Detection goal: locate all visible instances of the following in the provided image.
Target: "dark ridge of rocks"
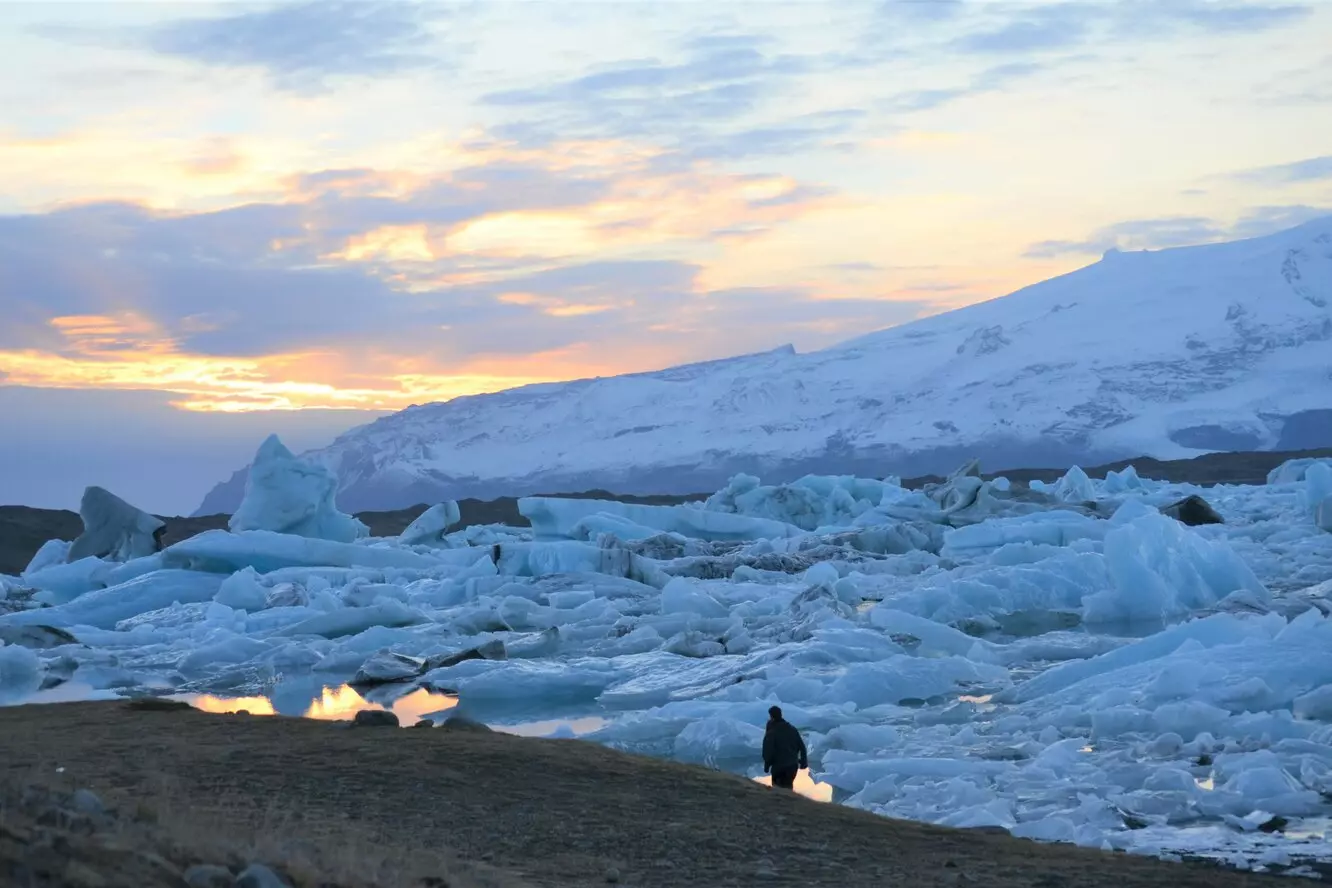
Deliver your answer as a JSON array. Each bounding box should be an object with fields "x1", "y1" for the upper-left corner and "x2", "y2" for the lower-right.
[{"x1": 5, "y1": 448, "x2": 1331, "y2": 577}]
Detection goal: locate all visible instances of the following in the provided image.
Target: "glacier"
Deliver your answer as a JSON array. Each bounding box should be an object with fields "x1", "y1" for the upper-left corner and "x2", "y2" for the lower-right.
[
  {"x1": 7, "y1": 455, "x2": 1332, "y2": 873},
  {"x1": 196, "y1": 217, "x2": 1332, "y2": 515}
]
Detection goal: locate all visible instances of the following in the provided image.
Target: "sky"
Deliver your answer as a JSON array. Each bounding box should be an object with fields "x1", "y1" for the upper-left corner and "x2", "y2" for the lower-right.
[{"x1": 1, "y1": 0, "x2": 1330, "y2": 515}]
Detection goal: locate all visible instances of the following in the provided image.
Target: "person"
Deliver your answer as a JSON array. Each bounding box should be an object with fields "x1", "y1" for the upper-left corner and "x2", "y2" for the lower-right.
[{"x1": 762, "y1": 705, "x2": 808, "y2": 790}]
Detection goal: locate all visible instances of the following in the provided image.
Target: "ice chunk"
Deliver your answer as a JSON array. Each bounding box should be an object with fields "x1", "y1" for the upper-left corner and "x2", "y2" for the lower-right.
[
  {"x1": 0, "y1": 643, "x2": 43, "y2": 701},
  {"x1": 1007, "y1": 613, "x2": 1267, "y2": 704},
  {"x1": 228, "y1": 435, "x2": 368, "y2": 542},
  {"x1": 163, "y1": 529, "x2": 481, "y2": 574},
  {"x1": 830, "y1": 655, "x2": 1006, "y2": 708},
  {"x1": 1294, "y1": 685, "x2": 1332, "y2": 721},
  {"x1": 399, "y1": 502, "x2": 461, "y2": 546},
  {"x1": 520, "y1": 497, "x2": 803, "y2": 543},
  {"x1": 1083, "y1": 513, "x2": 1267, "y2": 624},
  {"x1": 494, "y1": 541, "x2": 667, "y2": 588},
  {"x1": 1053, "y1": 466, "x2": 1096, "y2": 503},
  {"x1": 215, "y1": 567, "x2": 269, "y2": 612},
  {"x1": 274, "y1": 600, "x2": 422, "y2": 638},
  {"x1": 0, "y1": 570, "x2": 225, "y2": 629},
  {"x1": 66, "y1": 486, "x2": 165, "y2": 564},
  {"x1": 942, "y1": 512, "x2": 1107, "y2": 556},
  {"x1": 24, "y1": 539, "x2": 70, "y2": 575},
  {"x1": 867, "y1": 608, "x2": 998, "y2": 662},
  {"x1": 673, "y1": 717, "x2": 763, "y2": 766},
  {"x1": 660, "y1": 578, "x2": 728, "y2": 618},
  {"x1": 425, "y1": 658, "x2": 617, "y2": 709},
  {"x1": 1268, "y1": 457, "x2": 1332, "y2": 486},
  {"x1": 704, "y1": 474, "x2": 892, "y2": 531},
  {"x1": 1103, "y1": 466, "x2": 1144, "y2": 494},
  {"x1": 1308, "y1": 463, "x2": 1332, "y2": 531},
  {"x1": 24, "y1": 557, "x2": 111, "y2": 605}
]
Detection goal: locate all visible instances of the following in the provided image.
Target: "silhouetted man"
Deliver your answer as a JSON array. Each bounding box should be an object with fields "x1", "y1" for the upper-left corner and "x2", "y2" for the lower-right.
[{"x1": 762, "y1": 705, "x2": 808, "y2": 790}]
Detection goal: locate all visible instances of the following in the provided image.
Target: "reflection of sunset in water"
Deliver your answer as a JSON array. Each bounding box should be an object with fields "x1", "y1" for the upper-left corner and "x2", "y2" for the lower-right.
[
  {"x1": 188, "y1": 685, "x2": 457, "y2": 723},
  {"x1": 192, "y1": 695, "x2": 277, "y2": 715},
  {"x1": 753, "y1": 770, "x2": 834, "y2": 802}
]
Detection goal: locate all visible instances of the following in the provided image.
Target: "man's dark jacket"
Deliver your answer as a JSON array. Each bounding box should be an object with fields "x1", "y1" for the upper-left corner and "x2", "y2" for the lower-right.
[{"x1": 763, "y1": 717, "x2": 808, "y2": 772}]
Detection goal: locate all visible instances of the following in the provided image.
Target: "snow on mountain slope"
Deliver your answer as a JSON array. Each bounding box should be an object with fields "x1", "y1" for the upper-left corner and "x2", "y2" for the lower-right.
[{"x1": 196, "y1": 217, "x2": 1332, "y2": 514}]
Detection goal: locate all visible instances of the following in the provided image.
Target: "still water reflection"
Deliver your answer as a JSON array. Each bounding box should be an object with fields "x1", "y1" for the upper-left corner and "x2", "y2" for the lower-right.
[
  {"x1": 189, "y1": 684, "x2": 456, "y2": 724},
  {"x1": 753, "y1": 770, "x2": 834, "y2": 803}
]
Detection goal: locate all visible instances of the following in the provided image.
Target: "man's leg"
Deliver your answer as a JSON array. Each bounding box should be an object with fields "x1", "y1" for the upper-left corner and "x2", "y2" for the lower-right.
[{"x1": 772, "y1": 767, "x2": 798, "y2": 790}]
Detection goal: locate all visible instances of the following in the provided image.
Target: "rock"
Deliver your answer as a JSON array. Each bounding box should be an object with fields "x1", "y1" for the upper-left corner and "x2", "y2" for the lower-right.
[
  {"x1": 400, "y1": 502, "x2": 462, "y2": 546},
  {"x1": 605, "y1": 866, "x2": 621, "y2": 883},
  {"x1": 264, "y1": 582, "x2": 308, "y2": 608},
  {"x1": 413, "y1": 719, "x2": 435, "y2": 729},
  {"x1": 351, "y1": 709, "x2": 400, "y2": 728},
  {"x1": 124, "y1": 697, "x2": 192, "y2": 712},
  {"x1": 184, "y1": 864, "x2": 234, "y2": 888},
  {"x1": 68, "y1": 788, "x2": 105, "y2": 816},
  {"x1": 439, "y1": 713, "x2": 493, "y2": 733},
  {"x1": 234, "y1": 863, "x2": 290, "y2": 888},
  {"x1": 1259, "y1": 815, "x2": 1290, "y2": 833},
  {"x1": 1160, "y1": 494, "x2": 1224, "y2": 526},
  {"x1": 0, "y1": 624, "x2": 79, "y2": 649},
  {"x1": 66, "y1": 486, "x2": 165, "y2": 563}
]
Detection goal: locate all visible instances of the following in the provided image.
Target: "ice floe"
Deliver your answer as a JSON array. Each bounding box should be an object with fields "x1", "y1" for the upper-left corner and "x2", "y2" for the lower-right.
[{"x1": 4, "y1": 457, "x2": 1332, "y2": 871}]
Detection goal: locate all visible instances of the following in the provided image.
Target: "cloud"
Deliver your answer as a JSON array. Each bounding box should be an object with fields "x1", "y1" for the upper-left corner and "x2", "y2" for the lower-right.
[
  {"x1": 1232, "y1": 155, "x2": 1332, "y2": 185},
  {"x1": 143, "y1": 1, "x2": 443, "y2": 91},
  {"x1": 1023, "y1": 216, "x2": 1225, "y2": 257},
  {"x1": 954, "y1": 4, "x2": 1091, "y2": 54},
  {"x1": 1229, "y1": 205, "x2": 1332, "y2": 237},
  {"x1": 951, "y1": 1, "x2": 1310, "y2": 56},
  {"x1": 482, "y1": 31, "x2": 867, "y2": 160},
  {"x1": 0, "y1": 145, "x2": 893, "y2": 411},
  {"x1": 882, "y1": 61, "x2": 1043, "y2": 112},
  {"x1": 1023, "y1": 206, "x2": 1331, "y2": 258}
]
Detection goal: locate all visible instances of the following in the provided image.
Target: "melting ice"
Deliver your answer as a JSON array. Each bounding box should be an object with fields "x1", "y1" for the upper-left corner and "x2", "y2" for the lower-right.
[{"x1": 4, "y1": 440, "x2": 1332, "y2": 872}]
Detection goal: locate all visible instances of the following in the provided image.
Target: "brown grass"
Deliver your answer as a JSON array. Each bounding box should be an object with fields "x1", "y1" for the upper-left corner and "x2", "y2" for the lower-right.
[{"x1": 0, "y1": 700, "x2": 1296, "y2": 887}]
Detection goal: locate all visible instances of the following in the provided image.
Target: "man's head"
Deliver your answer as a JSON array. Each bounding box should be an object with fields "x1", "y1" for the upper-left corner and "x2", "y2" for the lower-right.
[{"x1": 768, "y1": 705, "x2": 783, "y2": 721}]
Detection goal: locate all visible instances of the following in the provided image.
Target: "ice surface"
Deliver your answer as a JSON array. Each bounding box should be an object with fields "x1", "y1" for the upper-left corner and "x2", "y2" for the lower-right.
[
  {"x1": 704, "y1": 474, "x2": 895, "y2": 531},
  {"x1": 11, "y1": 457, "x2": 1332, "y2": 872},
  {"x1": 163, "y1": 529, "x2": 483, "y2": 573},
  {"x1": 520, "y1": 497, "x2": 804, "y2": 542},
  {"x1": 66, "y1": 486, "x2": 165, "y2": 563},
  {"x1": 229, "y1": 435, "x2": 368, "y2": 542}
]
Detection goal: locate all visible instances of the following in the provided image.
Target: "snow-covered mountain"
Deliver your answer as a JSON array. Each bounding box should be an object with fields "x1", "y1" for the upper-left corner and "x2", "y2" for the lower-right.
[{"x1": 196, "y1": 217, "x2": 1332, "y2": 515}]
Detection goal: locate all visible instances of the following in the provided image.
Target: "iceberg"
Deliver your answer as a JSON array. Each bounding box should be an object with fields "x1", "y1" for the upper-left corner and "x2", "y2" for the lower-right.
[
  {"x1": 229, "y1": 435, "x2": 368, "y2": 543},
  {"x1": 399, "y1": 502, "x2": 462, "y2": 546},
  {"x1": 66, "y1": 486, "x2": 165, "y2": 564}
]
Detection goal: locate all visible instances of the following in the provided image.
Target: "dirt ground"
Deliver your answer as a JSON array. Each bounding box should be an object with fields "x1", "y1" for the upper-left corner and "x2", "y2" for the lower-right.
[{"x1": 0, "y1": 701, "x2": 1294, "y2": 888}]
